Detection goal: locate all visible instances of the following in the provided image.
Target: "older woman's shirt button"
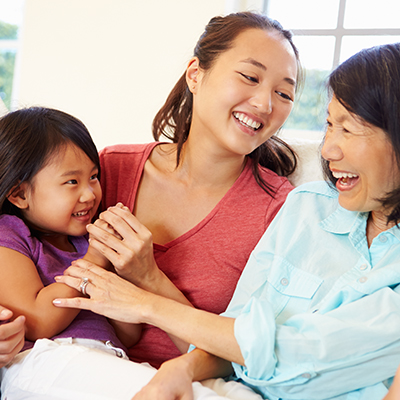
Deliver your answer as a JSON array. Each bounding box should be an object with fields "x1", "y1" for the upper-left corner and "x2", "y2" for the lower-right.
[
  {"x1": 359, "y1": 276, "x2": 368, "y2": 283},
  {"x1": 359, "y1": 264, "x2": 368, "y2": 271},
  {"x1": 379, "y1": 235, "x2": 388, "y2": 243},
  {"x1": 280, "y1": 278, "x2": 289, "y2": 286}
]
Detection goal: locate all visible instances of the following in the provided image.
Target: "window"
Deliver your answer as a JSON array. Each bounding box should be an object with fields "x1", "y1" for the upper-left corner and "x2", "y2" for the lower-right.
[
  {"x1": 0, "y1": 0, "x2": 24, "y2": 110},
  {"x1": 226, "y1": 0, "x2": 400, "y2": 138}
]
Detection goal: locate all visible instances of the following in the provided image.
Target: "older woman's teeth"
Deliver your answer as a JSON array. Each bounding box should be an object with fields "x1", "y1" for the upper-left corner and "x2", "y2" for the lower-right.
[
  {"x1": 332, "y1": 171, "x2": 358, "y2": 185},
  {"x1": 233, "y1": 112, "x2": 262, "y2": 130},
  {"x1": 332, "y1": 172, "x2": 358, "y2": 179}
]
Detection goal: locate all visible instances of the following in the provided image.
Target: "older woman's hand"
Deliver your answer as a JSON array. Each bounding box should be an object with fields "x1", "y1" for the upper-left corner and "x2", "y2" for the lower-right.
[
  {"x1": 132, "y1": 356, "x2": 195, "y2": 400},
  {"x1": 86, "y1": 203, "x2": 159, "y2": 287},
  {"x1": 0, "y1": 307, "x2": 25, "y2": 367},
  {"x1": 53, "y1": 259, "x2": 150, "y2": 324}
]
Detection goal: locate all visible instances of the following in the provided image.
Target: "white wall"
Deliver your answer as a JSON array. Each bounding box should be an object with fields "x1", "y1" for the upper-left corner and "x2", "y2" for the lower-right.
[{"x1": 15, "y1": 0, "x2": 226, "y2": 150}]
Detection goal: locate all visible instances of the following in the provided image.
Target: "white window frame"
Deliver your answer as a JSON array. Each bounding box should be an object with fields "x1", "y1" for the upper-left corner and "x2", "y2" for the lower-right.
[{"x1": 226, "y1": 0, "x2": 400, "y2": 68}]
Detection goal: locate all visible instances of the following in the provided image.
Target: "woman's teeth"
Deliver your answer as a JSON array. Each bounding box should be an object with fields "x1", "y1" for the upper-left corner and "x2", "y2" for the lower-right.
[
  {"x1": 332, "y1": 171, "x2": 358, "y2": 179},
  {"x1": 233, "y1": 112, "x2": 262, "y2": 130},
  {"x1": 73, "y1": 211, "x2": 88, "y2": 217},
  {"x1": 332, "y1": 171, "x2": 359, "y2": 185}
]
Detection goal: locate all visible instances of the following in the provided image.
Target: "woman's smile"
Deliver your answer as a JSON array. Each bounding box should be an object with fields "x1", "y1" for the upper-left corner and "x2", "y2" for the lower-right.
[
  {"x1": 189, "y1": 28, "x2": 297, "y2": 157},
  {"x1": 233, "y1": 111, "x2": 264, "y2": 136},
  {"x1": 322, "y1": 96, "x2": 400, "y2": 215},
  {"x1": 331, "y1": 170, "x2": 360, "y2": 190}
]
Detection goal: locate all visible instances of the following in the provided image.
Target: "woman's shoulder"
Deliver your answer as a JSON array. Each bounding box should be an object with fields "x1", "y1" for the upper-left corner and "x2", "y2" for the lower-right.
[
  {"x1": 99, "y1": 142, "x2": 161, "y2": 173},
  {"x1": 246, "y1": 164, "x2": 294, "y2": 201},
  {"x1": 281, "y1": 181, "x2": 340, "y2": 219},
  {"x1": 99, "y1": 142, "x2": 159, "y2": 158},
  {"x1": 289, "y1": 181, "x2": 337, "y2": 199}
]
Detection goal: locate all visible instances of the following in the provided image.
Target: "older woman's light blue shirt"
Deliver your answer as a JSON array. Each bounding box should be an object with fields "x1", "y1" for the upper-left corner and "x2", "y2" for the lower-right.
[{"x1": 222, "y1": 181, "x2": 400, "y2": 400}]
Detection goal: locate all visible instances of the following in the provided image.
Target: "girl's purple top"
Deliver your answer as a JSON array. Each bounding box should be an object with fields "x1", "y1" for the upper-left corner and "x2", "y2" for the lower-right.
[{"x1": 0, "y1": 214, "x2": 125, "y2": 352}]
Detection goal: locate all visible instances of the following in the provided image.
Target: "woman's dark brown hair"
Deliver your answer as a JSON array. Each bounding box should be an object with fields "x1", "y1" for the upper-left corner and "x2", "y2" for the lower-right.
[{"x1": 152, "y1": 12, "x2": 303, "y2": 195}]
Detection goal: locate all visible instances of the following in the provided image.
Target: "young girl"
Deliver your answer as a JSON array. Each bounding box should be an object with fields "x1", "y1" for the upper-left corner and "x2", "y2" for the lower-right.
[{"x1": 0, "y1": 107, "x2": 147, "y2": 400}]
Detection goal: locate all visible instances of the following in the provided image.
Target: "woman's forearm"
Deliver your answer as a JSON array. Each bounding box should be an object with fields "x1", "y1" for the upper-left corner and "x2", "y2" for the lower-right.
[
  {"x1": 141, "y1": 292, "x2": 244, "y2": 366},
  {"x1": 162, "y1": 348, "x2": 233, "y2": 382},
  {"x1": 132, "y1": 348, "x2": 233, "y2": 399},
  {"x1": 54, "y1": 260, "x2": 244, "y2": 364}
]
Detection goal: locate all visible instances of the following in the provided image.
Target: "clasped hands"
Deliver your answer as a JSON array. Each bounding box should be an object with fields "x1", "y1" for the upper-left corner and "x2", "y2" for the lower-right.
[{"x1": 53, "y1": 203, "x2": 159, "y2": 324}]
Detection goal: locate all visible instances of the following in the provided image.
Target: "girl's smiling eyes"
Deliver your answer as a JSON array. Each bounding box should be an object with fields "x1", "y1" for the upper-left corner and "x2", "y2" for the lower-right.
[{"x1": 63, "y1": 169, "x2": 99, "y2": 185}]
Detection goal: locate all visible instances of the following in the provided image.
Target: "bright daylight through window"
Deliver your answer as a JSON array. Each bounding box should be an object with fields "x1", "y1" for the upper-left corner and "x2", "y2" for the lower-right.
[
  {"x1": 264, "y1": 0, "x2": 400, "y2": 138},
  {"x1": 0, "y1": 0, "x2": 24, "y2": 110}
]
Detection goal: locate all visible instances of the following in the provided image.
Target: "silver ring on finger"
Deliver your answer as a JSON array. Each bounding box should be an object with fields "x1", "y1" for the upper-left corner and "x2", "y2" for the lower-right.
[{"x1": 80, "y1": 277, "x2": 90, "y2": 296}]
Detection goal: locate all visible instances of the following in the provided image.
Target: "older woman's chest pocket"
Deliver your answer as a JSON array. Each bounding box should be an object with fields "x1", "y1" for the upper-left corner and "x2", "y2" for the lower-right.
[{"x1": 257, "y1": 254, "x2": 324, "y2": 318}]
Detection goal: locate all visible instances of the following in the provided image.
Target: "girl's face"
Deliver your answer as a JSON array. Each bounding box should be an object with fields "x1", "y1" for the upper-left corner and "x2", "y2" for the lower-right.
[
  {"x1": 188, "y1": 28, "x2": 297, "y2": 158},
  {"x1": 321, "y1": 96, "x2": 400, "y2": 216},
  {"x1": 20, "y1": 143, "x2": 101, "y2": 242}
]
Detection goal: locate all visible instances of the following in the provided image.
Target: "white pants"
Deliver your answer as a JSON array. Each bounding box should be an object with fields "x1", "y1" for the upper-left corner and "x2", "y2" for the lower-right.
[{"x1": 1, "y1": 338, "x2": 263, "y2": 400}]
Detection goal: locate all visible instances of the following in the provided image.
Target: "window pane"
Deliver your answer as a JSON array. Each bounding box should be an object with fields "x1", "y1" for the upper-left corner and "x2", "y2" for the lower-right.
[
  {"x1": 281, "y1": 36, "x2": 334, "y2": 135},
  {"x1": 283, "y1": 68, "x2": 329, "y2": 134},
  {"x1": 0, "y1": 0, "x2": 24, "y2": 38},
  {"x1": 344, "y1": 0, "x2": 400, "y2": 29},
  {"x1": 341, "y1": 35, "x2": 400, "y2": 63},
  {"x1": 0, "y1": 49, "x2": 16, "y2": 108},
  {"x1": 268, "y1": 0, "x2": 339, "y2": 29},
  {"x1": 294, "y1": 36, "x2": 336, "y2": 70},
  {"x1": 0, "y1": 0, "x2": 24, "y2": 109}
]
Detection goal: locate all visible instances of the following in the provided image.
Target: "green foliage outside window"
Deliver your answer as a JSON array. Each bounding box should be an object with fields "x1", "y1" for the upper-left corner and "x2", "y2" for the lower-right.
[
  {"x1": 0, "y1": 20, "x2": 18, "y2": 39},
  {"x1": 0, "y1": 20, "x2": 18, "y2": 109},
  {"x1": 284, "y1": 69, "x2": 330, "y2": 132}
]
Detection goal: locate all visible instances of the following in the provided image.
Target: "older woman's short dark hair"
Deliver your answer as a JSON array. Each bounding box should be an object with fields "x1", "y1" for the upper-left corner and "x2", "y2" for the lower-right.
[{"x1": 322, "y1": 43, "x2": 400, "y2": 223}]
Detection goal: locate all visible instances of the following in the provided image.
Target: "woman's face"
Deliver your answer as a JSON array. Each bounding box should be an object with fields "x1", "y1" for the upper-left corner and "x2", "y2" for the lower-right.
[
  {"x1": 321, "y1": 95, "x2": 400, "y2": 215},
  {"x1": 188, "y1": 28, "x2": 297, "y2": 158}
]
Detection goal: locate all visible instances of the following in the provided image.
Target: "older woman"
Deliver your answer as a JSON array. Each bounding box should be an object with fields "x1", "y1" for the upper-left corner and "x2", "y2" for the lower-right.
[{"x1": 55, "y1": 42, "x2": 400, "y2": 400}]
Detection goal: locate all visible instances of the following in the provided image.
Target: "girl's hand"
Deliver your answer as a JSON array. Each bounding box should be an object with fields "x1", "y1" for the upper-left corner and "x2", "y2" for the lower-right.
[
  {"x1": 53, "y1": 259, "x2": 151, "y2": 324},
  {"x1": 85, "y1": 203, "x2": 159, "y2": 287},
  {"x1": 84, "y1": 217, "x2": 123, "y2": 270},
  {"x1": 132, "y1": 357, "x2": 195, "y2": 400},
  {"x1": 0, "y1": 307, "x2": 25, "y2": 367}
]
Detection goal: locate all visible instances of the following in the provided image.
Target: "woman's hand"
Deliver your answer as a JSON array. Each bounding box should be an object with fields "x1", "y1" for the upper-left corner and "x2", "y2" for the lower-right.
[
  {"x1": 54, "y1": 259, "x2": 150, "y2": 324},
  {"x1": 86, "y1": 203, "x2": 159, "y2": 286},
  {"x1": 132, "y1": 356, "x2": 195, "y2": 400},
  {"x1": 0, "y1": 307, "x2": 25, "y2": 367}
]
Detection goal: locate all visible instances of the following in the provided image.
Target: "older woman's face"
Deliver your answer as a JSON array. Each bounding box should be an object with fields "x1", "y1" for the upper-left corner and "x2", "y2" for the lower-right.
[{"x1": 321, "y1": 96, "x2": 400, "y2": 215}]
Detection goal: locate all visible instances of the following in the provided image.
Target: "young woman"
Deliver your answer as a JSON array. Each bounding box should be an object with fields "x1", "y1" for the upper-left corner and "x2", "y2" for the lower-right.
[
  {"x1": 55, "y1": 44, "x2": 400, "y2": 399},
  {"x1": 76, "y1": 11, "x2": 301, "y2": 368}
]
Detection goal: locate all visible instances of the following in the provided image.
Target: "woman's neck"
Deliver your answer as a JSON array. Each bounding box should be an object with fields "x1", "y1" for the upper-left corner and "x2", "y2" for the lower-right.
[
  {"x1": 366, "y1": 211, "x2": 395, "y2": 247},
  {"x1": 168, "y1": 136, "x2": 247, "y2": 191}
]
